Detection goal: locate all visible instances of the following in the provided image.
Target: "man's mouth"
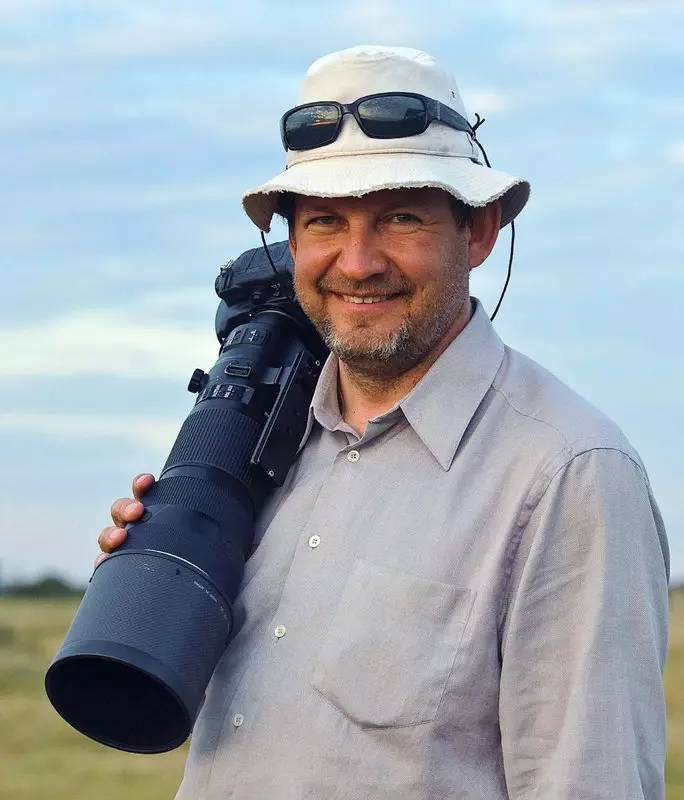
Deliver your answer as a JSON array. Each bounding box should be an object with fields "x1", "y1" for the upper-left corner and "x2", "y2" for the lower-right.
[{"x1": 340, "y1": 294, "x2": 392, "y2": 305}]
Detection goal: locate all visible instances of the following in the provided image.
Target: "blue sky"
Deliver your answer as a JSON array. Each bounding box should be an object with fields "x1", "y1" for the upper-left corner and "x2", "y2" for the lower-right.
[{"x1": 1, "y1": 0, "x2": 682, "y2": 585}]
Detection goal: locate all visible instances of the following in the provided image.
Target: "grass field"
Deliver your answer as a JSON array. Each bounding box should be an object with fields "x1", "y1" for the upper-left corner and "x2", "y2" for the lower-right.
[{"x1": 1, "y1": 591, "x2": 682, "y2": 799}]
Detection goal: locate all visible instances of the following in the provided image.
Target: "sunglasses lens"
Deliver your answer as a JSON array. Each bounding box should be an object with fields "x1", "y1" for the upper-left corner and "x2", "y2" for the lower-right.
[
  {"x1": 357, "y1": 95, "x2": 426, "y2": 137},
  {"x1": 284, "y1": 104, "x2": 340, "y2": 149}
]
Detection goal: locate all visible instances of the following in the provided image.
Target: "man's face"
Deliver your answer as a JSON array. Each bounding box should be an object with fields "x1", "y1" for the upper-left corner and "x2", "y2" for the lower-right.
[{"x1": 290, "y1": 187, "x2": 475, "y2": 379}]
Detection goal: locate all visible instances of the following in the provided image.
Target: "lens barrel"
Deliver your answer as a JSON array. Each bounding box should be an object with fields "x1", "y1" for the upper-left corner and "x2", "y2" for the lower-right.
[
  {"x1": 45, "y1": 545, "x2": 236, "y2": 753},
  {"x1": 46, "y1": 305, "x2": 322, "y2": 753}
]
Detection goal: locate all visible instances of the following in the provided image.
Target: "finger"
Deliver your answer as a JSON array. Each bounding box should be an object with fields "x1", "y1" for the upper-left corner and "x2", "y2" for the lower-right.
[
  {"x1": 94, "y1": 552, "x2": 108, "y2": 569},
  {"x1": 110, "y1": 497, "x2": 144, "y2": 528},
  {"x1": 98, "y1": 525, "x2": 128, "y2": 553},
  {"x1": 132, "y1": 473, "x2": 155, "y2": 500}
]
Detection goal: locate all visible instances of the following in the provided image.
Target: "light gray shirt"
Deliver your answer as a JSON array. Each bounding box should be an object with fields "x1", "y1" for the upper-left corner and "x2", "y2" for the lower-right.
[{"x1": 176, "y1": 298, "x2": 670, "y2": 800}]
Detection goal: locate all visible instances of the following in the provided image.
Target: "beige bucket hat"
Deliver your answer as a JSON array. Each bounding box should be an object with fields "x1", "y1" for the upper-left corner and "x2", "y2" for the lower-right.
[{"x1": 242, "y1": 45, "x2": 530, "y2": 231}]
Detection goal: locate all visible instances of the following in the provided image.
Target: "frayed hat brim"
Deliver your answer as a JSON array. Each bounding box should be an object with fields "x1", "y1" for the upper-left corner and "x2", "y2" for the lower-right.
[{"x1": 242, "y1": 151, "x2": 529, "y2": 231}]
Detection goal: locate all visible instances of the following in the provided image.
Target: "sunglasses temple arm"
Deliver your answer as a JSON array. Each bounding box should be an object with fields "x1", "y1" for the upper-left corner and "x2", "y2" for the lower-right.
[{"x1": 434, "y1": 100, "x2": 476, "y2": 136}]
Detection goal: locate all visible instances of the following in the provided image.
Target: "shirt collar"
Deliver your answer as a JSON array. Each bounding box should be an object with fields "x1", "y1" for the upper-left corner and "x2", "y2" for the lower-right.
[
  {"x1": 399, "y1": 298, "x2": 505, "y2": 470},
  {"x1": 298, "y1": 350, "x2": 353, "y2": 449},
  {"x1": 299, "y1": 298, "x2": 505, "y2": 469}
]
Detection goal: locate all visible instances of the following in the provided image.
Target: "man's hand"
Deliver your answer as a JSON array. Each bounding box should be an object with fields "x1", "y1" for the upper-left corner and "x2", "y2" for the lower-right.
[{"x1": 95, "y1": 473, "x2": 155, "y2": 567}]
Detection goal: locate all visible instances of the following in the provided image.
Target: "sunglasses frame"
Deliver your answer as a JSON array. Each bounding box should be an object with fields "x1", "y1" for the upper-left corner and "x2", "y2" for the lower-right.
[{"x1": 280, "y1": 91, "x2": 474, "y2": 152}]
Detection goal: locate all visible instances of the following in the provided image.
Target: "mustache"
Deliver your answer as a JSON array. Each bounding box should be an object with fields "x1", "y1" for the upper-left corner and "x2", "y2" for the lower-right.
[{"x1": 317, "y1": 275, "x2": 414, "y2": 296}]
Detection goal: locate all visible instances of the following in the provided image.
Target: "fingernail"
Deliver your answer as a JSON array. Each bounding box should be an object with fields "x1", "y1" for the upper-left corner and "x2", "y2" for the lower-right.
[{"x1": 125, "y1": 502, "x2": 140, "y2": 514}]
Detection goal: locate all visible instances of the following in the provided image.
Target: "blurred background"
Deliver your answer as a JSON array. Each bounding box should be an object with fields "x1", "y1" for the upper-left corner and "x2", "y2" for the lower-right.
[{"x1": 0, "y1": 1, "x2": 682, "y2": 797}]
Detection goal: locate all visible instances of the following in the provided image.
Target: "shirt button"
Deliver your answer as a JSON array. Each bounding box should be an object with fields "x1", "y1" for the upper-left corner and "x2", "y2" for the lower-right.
[
  {"x1": 347, "y1": 449, "x2": 360, "y2": 463},
  {"x1": 274, "y1": 624, "x2": 287, "y2": 639},
  {"x1": 308, "y1": 534, "x2": 321, "y2": 548},
  {"x1": 232, "y1": 713, "x2": 244, "y2": 728}
]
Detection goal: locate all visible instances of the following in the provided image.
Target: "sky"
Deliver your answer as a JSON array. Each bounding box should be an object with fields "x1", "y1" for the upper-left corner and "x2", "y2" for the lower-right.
[{"x1": 0, "y1": 0, "x2": 682, "y2": 586}]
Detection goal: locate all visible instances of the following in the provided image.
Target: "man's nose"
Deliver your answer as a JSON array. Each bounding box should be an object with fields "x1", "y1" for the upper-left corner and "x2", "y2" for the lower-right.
[{"x1": 334, "y1": 227, "x2": 389, "y2": 282}]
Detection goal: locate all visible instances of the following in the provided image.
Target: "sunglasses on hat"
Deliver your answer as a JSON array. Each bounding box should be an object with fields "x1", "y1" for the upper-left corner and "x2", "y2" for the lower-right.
[{"x1": 280, "y1": 92, "x2": 474, "y2": 152}]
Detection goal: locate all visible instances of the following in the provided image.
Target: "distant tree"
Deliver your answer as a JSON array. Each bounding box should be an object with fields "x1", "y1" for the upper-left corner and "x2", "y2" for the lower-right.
[{"x1": 1, "y1": 574, "x2": 85, "y2": 598}]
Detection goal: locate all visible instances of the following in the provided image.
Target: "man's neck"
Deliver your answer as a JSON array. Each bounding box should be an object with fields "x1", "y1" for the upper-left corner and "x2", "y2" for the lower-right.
[
  {"x1": 337, "y1": 300, "x2": 473, "y2": 436},
  {"x1": 336, "y1": 363, "x2": 420, "y2": 435}
]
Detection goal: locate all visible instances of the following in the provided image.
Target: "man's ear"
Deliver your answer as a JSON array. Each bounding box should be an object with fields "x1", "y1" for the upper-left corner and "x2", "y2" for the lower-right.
[
  {"x1": 468, "y1": 201, "x2": 502, "y2": 270},
  {"x1": 288, "y1": 229, "x2": 296, "y2": 259}
]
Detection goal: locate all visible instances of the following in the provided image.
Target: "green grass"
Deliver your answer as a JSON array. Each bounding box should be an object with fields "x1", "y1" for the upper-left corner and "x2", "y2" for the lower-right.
[
  {"x1": 666, "y1": 587, "x2": 684, "y2": 798},
  {"x1": 0, "y1": 598, "x2": 187, "y2": 800},
  {"x1": 1, "y1": 591, "x2": 683, "y2": 799}
]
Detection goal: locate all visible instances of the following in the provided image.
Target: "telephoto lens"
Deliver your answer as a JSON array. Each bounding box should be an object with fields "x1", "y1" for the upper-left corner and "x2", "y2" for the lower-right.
[{"x1": 45, "y1": 242, "x2": 326, "y2": 753}]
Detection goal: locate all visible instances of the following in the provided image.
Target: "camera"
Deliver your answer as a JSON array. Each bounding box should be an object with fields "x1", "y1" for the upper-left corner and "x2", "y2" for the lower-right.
[{"x1": 45, "y1": 241, "x2": 328, "y2": 753}]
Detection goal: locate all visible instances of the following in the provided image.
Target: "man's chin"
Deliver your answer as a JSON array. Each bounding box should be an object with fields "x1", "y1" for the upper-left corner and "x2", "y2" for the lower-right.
[
  {"x1": 326, "y1": 325, "x2": 417, "y2": 370},
  {"x1": 329, "y1": 332, "x2": 400, "y2": 358}
]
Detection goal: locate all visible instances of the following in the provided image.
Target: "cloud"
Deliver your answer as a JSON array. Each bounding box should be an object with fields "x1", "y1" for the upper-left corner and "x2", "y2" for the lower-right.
[
  {"x1": 0, "y1": 1, "x2": 432, "y2": 68},
  {"x1": 334, "y1": 0, "x2": 435, "y2": 41},
  {"x1": 667, "y1": 141, "x2": 684, "y2": 165},
  {"x1": 460, "y1": 90, "x2": 511, "y2": 117},
  {"x1": 0, "y1": 291, "x2": 219, "y2": 380},
  {"x1": 511, "y1": 0, "x2": 684, "y2": 29},
  {"x1": 520, "y1": 162, "x2": 669, "y2": 217},
  {"x1": 0, "y1": 223, "x2": 60, "y2": 249},
  {"x1": 499, "y1": 0, "x2": 684, "y2": 81},
  {"x1": 0, "y1": 7, "x2": 228, "y2": 66},
  {"x1": 0, "y1": 0, "x2": 63, "y2": 22},
  {"x1": 100, "y1": 177, "x2": 249, "y2": 211},
  {"x1": 4, "y1": 0, "x2": 683, "y2": 77},
  {"x1": 0, "y1": 411, "x2": 179, "y2": 451}
]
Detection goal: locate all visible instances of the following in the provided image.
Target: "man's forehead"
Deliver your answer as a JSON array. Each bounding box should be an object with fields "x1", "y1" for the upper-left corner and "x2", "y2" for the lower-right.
[{"x1": 295, "y1": 187, "x2": 448, "y2": 212}]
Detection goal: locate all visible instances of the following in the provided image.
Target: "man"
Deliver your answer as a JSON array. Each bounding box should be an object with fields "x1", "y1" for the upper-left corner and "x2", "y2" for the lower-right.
[{"x1": 98, "y1": 46, "x2": 670, "y2": 798}]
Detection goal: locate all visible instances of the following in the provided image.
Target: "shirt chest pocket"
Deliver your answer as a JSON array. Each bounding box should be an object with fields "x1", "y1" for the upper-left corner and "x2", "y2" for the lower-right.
[{"x1": 310, "y1": 559, "x2": 473, "y2": 729}]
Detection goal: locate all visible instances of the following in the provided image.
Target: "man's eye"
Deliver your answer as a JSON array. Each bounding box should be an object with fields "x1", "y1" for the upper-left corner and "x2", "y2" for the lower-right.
[
  {"x1": 390, "y1": 213, "x2": 420, "y2": 224},
  {"x1": 308, "y1": 215, "x2": 337, "y2": 227}
]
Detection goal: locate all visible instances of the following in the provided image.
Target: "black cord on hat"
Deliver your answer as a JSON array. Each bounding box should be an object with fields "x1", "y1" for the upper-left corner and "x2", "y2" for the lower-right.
[
  {"x1": 472, "y1": 113, "x2": 487, "y2": 136},
  {"x1": 471, "y1": 113, "x2": 515, "y2": 323},
  {"x1": 260, "y1": 230, "x2": 281, "y2": 279}
]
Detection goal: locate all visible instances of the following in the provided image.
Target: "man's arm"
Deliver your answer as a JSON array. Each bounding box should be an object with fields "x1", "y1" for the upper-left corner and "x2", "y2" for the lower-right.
[{"x1": 499, "y1": 447, "x2": 670, "y2": 799}]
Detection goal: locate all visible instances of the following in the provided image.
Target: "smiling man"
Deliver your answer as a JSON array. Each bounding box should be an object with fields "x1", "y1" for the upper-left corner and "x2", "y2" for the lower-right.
[
  {"x1": 285, "y1": 187, "x2": 499, "y2": 433},
  {"x1": 98, "y1": 46, "x2": 670, "y2": 799}
]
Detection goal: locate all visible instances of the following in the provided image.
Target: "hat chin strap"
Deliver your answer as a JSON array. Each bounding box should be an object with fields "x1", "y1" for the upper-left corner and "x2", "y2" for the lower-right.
[
  {"x1": 469, "y1": 115, "x2": 514, "y2": 322},
  {"x1": 488, "y1": 220, "x2": 514, "y2": 322}
]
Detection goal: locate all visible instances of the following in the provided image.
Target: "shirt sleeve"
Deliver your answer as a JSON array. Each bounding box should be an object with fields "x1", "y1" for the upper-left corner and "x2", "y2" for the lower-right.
[{"x1": 498, "y1": 447, "x2": 670, "y2": 800}]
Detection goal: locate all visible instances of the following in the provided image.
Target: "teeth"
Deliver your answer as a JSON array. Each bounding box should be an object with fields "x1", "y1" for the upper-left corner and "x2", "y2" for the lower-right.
[{"x1": 341, "y1": 294, "x2": 389, "y2": 304}]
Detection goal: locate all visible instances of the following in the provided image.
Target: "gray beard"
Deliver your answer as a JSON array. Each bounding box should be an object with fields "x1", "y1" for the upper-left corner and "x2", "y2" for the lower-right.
[
  {"x1": 317, "y1": 305, "x2": 459, "y2": 381},
  {"x1": 296, "y1": 251, "x2": 471, "y2": 381},
  {"x1": 320, "y1": 319, "x2": 413, "y2": 379}
]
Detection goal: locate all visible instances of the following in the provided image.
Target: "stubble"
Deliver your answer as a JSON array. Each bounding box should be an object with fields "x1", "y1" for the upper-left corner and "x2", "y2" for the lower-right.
[{"x1": 296, "y1": 240, "x2": 471, "y2": 383}]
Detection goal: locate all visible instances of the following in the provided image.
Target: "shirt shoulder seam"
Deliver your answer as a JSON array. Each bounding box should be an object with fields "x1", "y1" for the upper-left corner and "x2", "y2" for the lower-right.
[{"x1": 489, "y1": 382, "x2": 572, "y2": 449}]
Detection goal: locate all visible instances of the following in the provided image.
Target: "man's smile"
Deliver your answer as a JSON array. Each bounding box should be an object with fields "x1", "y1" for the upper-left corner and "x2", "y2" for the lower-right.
[
  {"x1": 340, "y1": 294, "x2": 391, "y2": 304},
  {"x1": 328, "y1": 292, "x2": 405, "y2": 314}
]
